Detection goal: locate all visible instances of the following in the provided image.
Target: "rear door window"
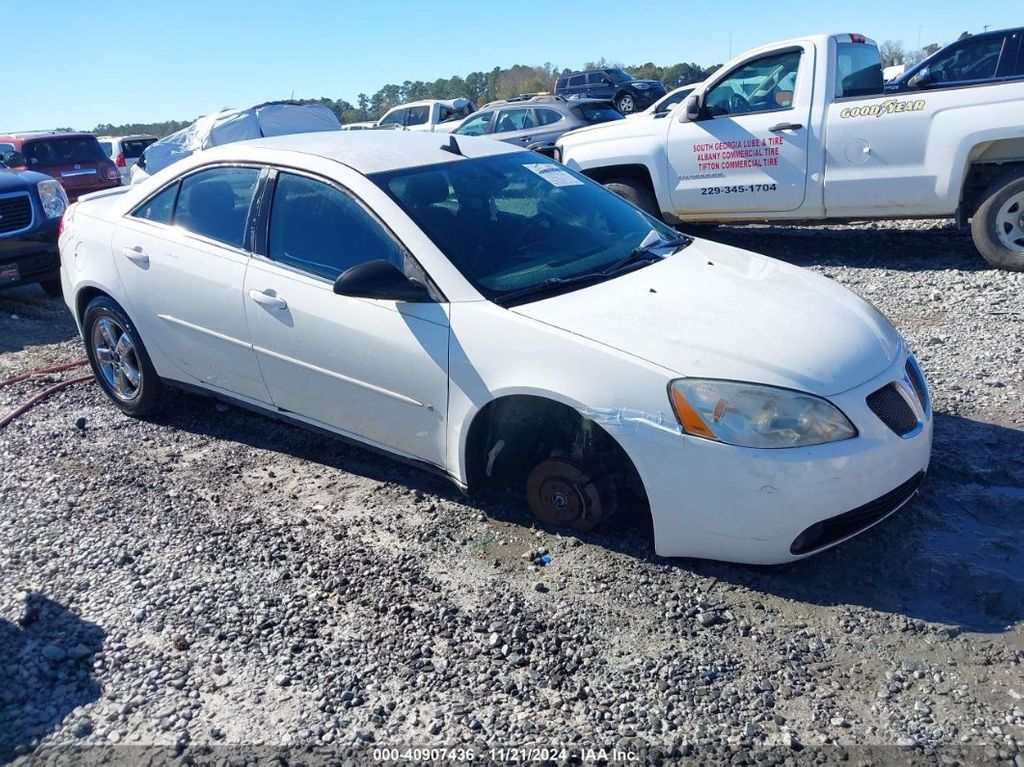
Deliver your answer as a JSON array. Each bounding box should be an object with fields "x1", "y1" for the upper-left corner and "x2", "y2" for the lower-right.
[
  {"x1": 494, "y1": 109, "x2": 535, "y2": 133},
  {"x1": 925, "y1": 35, "x2": 1008, "y2": 85},
  {"x1": 406, "y1": 105, "x2": 430, "y2": 126},
  {"x1": 267, "y1": 172, "x2": 405, "y2": 281},
  {"x1": 174, "y1": 167, "x2": 260, "y2": 249},
  {"x1": 25, "y1": 137, "x2": 107, "y2": 167}
]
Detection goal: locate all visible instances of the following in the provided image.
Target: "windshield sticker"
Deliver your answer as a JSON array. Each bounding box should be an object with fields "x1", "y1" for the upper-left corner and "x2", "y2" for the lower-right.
[
  {"x1": 524, "y1": 163, "x2": 585, "y2": 187},
  {"x1": 840, "y1": 99, "x2": 926, "y2": 118}
]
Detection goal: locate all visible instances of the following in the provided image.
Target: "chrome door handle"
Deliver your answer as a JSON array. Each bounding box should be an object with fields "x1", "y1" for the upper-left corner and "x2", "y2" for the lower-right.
[
  {"x1": 121, "y1": 245, "x2": 149, "y2": 265},
  {"x1": 248, "y1": 289, "x2": 288, "y2": 310},
  {"x1": 769, "y1": 122, "x2": 803, "y2": 132}
]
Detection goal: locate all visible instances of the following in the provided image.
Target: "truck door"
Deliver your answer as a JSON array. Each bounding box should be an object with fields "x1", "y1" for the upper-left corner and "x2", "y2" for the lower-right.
[{"x1": 667, "y1": 44, "x2": 813, "y2": 215}]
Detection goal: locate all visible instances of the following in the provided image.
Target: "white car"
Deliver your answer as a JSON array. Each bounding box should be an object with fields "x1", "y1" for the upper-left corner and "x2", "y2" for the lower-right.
[
  {"x1": 96, "y1": 134, "x2": 158, "y2": 183},
  {"x1": 58, "y1": 132, "x2": 932, "y2": 565}
]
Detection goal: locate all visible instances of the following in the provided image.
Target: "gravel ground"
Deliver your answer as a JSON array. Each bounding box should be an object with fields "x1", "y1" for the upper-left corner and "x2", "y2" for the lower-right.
[{"x1": 0, "y1": 219, "x2": 1022, "y2": 764}]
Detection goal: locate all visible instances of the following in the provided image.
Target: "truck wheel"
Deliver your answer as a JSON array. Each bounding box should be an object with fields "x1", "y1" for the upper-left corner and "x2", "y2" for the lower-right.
[
  {"x1": 604, "y1": 178, "x2": 660, "y2": 218},
  {"x1": 971, "y1": 170, "x2": 1024, "y2": 271}
]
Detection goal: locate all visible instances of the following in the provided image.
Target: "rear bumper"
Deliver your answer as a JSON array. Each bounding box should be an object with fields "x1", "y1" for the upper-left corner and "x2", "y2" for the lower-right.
[{"x1": 0, "y1": 221, "x2": 60, "y2": 289}]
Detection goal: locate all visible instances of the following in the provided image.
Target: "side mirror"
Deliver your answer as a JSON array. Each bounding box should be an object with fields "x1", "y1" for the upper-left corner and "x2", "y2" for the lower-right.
[
  {"x1": 909, "y1": 66, "x2": 935, "y2": 89},
  {"x1": 683, "y1": 94, "x2": 702, "y2": 122},
  {"x1": 3, "y1": 151, "x2": 26, "y2": 168},
  {"x1": 333, "y1": 259, "x2": 431, "y2": 303}
]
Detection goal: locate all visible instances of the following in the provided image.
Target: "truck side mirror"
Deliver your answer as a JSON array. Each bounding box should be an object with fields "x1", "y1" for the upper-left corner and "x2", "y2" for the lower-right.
[
  {"x1": 909, "y1": 66, "x2": 935, "y2": 89},
  {"x1": 3, "y1": 151, "x2": 26, "y2": 168},
  {"x1": 682, "y1": 94, "x2": 702, "y2": 122}
]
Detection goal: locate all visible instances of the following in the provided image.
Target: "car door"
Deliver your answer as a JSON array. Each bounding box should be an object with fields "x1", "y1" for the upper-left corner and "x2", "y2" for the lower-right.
[
  {"x1": 492, "y1": 108, "x2": 537, "y2": 146},
  {"x1": 586, "y1": 72, "x2": 613, "y2": 100},
  {"x1": 667, "y1": 45, "x2": 813, "y2": 214},
  {"x1": 243, "y1": 169, "x2": 449, "y2": 466},
  {"x1": 111, "y1": 165, "x2": 271, "y2": 401}
]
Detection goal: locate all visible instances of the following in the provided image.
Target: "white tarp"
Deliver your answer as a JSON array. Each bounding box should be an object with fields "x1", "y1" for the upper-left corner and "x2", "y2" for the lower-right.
[{"x1": 135, "y1": 102, "x2": 340, "y2": 180}]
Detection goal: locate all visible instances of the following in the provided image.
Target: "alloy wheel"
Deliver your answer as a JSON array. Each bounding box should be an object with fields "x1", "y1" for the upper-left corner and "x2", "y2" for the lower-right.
[{"x1": 91, "y1": 317, "x2": 143, "y2": 402}]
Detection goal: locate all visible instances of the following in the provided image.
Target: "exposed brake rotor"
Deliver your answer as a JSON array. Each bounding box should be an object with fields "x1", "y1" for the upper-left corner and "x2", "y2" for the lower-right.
[{"x1": 525, "y1": 458, "x2": 617, "y2": 532}]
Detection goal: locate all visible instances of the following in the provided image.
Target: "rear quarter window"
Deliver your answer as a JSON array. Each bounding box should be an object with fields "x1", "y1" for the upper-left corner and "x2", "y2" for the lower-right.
[
  {"x1": 122, "y1": 138, "x2": 156, "y2": 158},
  {"x1": 835, "y1": 43, "x2": 884, "y2": 98}
]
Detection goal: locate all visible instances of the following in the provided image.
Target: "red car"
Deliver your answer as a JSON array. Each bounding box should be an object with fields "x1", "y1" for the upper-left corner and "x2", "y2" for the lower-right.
[{"x1": 0, "y1": 132, "x2": 121, "y2": 201}]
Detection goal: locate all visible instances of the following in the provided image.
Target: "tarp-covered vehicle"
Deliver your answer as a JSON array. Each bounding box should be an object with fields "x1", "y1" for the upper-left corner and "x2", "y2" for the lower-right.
[{"x1": 130, "y1": 101, "x2": 340, "y2": 182}]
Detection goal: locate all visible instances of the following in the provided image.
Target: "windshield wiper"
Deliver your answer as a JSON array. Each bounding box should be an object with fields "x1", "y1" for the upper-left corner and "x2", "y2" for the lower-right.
[
  {"x1": 597, "y1": 230, "x2": 690, "y2": 276},
  {"x1": 494, "y1": 230, "x2": 690, "y2": 307}
]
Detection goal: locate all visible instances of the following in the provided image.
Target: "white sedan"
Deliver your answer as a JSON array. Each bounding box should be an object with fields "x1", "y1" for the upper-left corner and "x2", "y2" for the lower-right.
[{"x1": 58, "y1": 132, "x2": 932, "y2": 564}]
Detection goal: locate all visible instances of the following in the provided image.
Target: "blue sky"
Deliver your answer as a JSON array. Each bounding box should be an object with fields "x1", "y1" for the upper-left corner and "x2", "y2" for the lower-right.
[{"x1": 6, "y1": 0, "x2": 1015, "y2": 130}]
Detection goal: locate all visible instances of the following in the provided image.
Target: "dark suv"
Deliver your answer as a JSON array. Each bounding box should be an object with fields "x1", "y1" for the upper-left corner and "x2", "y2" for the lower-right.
[
  {"x1": 0, "y1": 132, "x2": 121, "y2": 201},
  {"x1": 553, "y1": 68, "x2": 667, "y2": 114},
  {"x1": 0, "y1": 152, "x2": 69, "y2": 295},
  {"x1": 887, "y1": 27, "x2": 1023, "y2": 92}
]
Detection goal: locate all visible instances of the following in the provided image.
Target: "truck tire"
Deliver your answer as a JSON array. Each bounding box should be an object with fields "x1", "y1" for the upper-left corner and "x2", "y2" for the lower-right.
[
  {"x1": 604, "y1": 178, "x2": 660, "y2": 219},
  {"x1": 971, "y1": 169, "x2": 1024, "y2": 271}
]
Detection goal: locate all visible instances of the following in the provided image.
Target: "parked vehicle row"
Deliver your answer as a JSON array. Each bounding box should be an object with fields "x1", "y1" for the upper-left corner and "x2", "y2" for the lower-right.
[
  {"x1": 0, "y1": 132, "x2": 121, "y2": 201},
  {"x1": 58, "y1": 131, "x2": 931, "y2": 565},
  {"x1": 0, "y1": 154, "x2": 68, "y2": 295},
  {"x1": 556, "y1": 29, "x2": 1024, "y2": 270}
]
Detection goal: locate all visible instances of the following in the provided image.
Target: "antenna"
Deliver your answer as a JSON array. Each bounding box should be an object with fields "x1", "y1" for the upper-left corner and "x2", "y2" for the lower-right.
[{"x1": 440, "y1": 135, "x2": 463, "y2": 156}]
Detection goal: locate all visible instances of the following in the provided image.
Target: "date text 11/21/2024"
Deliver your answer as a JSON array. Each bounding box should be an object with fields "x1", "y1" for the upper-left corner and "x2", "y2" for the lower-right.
[{"x1": 371, "y1": 746, "x2": 641, "y2": 762}]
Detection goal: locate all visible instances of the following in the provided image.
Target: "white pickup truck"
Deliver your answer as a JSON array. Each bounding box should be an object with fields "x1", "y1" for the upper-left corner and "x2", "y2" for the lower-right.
[{"x1": 556, "y1": 33, "x2": 1024, "y2": 270}]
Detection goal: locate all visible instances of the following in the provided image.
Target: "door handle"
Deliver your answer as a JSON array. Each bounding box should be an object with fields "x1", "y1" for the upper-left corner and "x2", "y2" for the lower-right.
[
  {"x1": 769, "y1": 122, "x2": 803, "y2": 132},
  {"x1": 121, "y1": 245, "x2": 149, "y2": 265},
  {"x1": 248, "y1": 289, "x2": 288, "y2": 310}
]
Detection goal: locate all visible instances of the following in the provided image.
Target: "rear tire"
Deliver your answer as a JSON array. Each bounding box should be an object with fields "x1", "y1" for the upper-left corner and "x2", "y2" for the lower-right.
[
  {"x1": 604, "y1": 177, "x2": 660, "y2": 218},
  {"x1": 83, "y1": 296, "x2": 167, "y2": 417},
  {"x1": 39, "y1": 278, "x2": 63, "y2": 298},
  {"x1": 971, "y1": 170, "x2": 1024, "y2": 271}
]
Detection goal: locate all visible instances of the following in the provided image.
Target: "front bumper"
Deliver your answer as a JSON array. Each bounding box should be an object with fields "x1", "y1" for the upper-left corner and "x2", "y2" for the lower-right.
[
  {"x1": 617, "y1": 353, "x2": 933, "y2": 564},
  {"x1": 0, "y1": 221, "x2": 60, "y2": 290}
]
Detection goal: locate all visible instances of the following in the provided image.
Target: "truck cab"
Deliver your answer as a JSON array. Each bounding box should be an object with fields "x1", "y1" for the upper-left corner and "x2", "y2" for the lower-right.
[{"x1": 558, "y1": 32, "x2": 1024, "y2": 270}]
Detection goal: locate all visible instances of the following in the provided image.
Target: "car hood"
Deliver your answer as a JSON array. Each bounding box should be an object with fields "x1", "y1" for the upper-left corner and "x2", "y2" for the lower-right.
[
  {"x1": 0, "y1": 168, "x2": 49, "y2": 191},
  {"x1": 511, "y1": 239, "x2": 902, "y2": 396}
]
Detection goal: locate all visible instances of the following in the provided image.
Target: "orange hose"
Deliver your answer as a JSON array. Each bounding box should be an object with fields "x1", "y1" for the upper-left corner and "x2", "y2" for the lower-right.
[{"x1": 0, "y1": 374, "x2": 95, "y2": 430}]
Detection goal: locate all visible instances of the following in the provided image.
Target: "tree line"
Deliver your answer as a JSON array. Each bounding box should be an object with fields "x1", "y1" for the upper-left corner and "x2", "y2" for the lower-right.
[{"x1": 84, "y1": 60, "x2": 719, "y2": 137}]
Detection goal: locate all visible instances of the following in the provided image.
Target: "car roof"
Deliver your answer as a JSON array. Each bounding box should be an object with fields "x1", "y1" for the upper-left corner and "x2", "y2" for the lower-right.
[
  {"x1": 1, "y1": 131, "x2": 96, "y2": 141},
  {"x1": 96, "y1": 134, "x2": 158, "y2": 141},
  {"x1": 201, "y1": 130, "x2": 522, "y2": 174}
]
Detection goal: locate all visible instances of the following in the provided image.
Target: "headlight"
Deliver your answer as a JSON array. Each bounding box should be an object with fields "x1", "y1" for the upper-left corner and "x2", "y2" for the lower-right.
[
  {"x1": 632, "y1": 82, "x2": 650, "y2": 90},
  {"x1": 669, "y1": 379, "x2": 857, "y2": 448},
  {"x1": 37, "y1": 179, "x2": 68, "y2": 219}
]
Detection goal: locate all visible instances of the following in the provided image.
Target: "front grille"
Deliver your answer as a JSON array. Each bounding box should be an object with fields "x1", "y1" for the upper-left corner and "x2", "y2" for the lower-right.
[
  {"x1": 867, "y1": 383, "x2": 918, "y2": 436},
  {"x1": 790, "y1": 471, "x2": 925, "y2": 555},
  {"x1": 905, "y1": 358, "x2": 929, "y2": 413},
  {"x1": 0, "y1": 194, "x2": 32, "y2": 235}
]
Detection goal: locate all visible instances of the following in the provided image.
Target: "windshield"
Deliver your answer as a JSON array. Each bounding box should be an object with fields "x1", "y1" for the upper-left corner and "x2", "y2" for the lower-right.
[
  {"x1": 607, "y1": 68, "x2": 634, "y2": 84},
  {"x1": 26, "y1": 137, "x2": 107, "y2": 167},
  {"x1": 371, "y1": 154, "x2": 684, "y2": 303}
]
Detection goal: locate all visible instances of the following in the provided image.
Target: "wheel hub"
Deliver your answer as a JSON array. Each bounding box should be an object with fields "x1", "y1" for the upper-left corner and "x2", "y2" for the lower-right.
[{"x1": 525, "y1": 459, "x2": 616, "y2": 532}]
